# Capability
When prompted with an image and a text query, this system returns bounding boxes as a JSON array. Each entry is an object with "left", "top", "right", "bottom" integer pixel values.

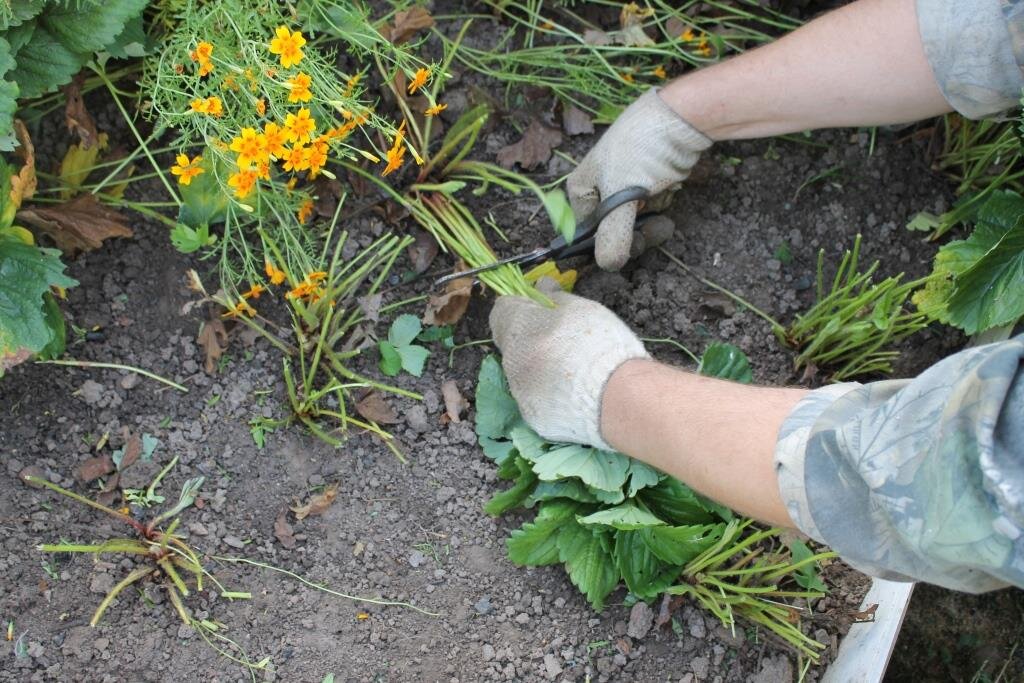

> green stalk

[{"left": 90, "top": 566, "right": 156, "bottom": 626}]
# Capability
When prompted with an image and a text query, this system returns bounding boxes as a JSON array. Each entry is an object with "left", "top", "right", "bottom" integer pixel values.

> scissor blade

[{"left": 433, "top": 247, "right": 548, "bottom": 288}]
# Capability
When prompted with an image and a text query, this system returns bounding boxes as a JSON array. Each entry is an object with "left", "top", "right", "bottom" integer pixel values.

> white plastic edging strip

[{"left": 821, "top": 579, "right": 915, "bottom": 683}]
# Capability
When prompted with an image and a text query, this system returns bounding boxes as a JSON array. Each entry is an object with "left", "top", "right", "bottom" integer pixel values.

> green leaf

[
  {"left": 39, "top": 0, "right": 148, "bottom": 56},
  {"left": 36, "top": 292, "right": 66, "bottom": 360},
  {"left": 577, "top": 502, "right": 666, "bottom": 530},
  {"left": 169, "top": 223, "right": 216, "bottom": 254},
  {"left": 524, "top": 479, "right": 598, "bottom": 507},
  {"left": 496, "top": 451, "right": 521, "bottom": 479},
  {"left": 592, "top": 487, "right": 626, "bottom": 505},
  {"left": 0, "top": 237, "right": 77, "bottom": 373},
  {"left": 475, "top": 355, "right": 520, "bottom": 440},
  {"left": 944, "top": 220, "right": 1024, "bottom": 334},
  {"left": 417, "top": 325, "right": 453, "bottom": 343},
  {"left": 626, "top": 460, "right": 662, "bottom": 497},
  {"left": 479, "top": 436, "right": 515, "bottom": 465},
  {"left": 615, "top": 530, "right": 676, "bottom": 598},
  {"left": 397, "top": 344, "right": 429, "bottom": 377},
  {"left": 178, "top": 156, "right": 229, "bottom": 227},
  {"left": 507, "top": 501, "right": 579, "bottom": 566},
  {"left": 484, "top": 457, "right": 537, "bottom": 515},
  {"left": 388, "top": 314, "right": 422, "bottom": 347},
  {"left": 640, "top": 524, "right": 724, "bottom": 565},
  {"left": 698, "top": 343, "right": 753, "bottom": 383},
  {"left": 0, "top": 0, "right": 46, "bottom": 30},
  {"left": 557, "top": 521, "right": 620, "bottom": 610},
  {"left": 8, "top": 23, "right": 84, "bottom": 99},
  {"left": 378, "top": 340, "right": 402, "bottom": 376},
  {"left": 544, "top": 189, "right": 576, "bottom": 243},
  {"left": 533, "top": 445, "right": 630, "bottom": 492},
  {"left": 638, "top": 478, "right": 717, "bottom": 526},
  {"left": 789, "top": 539, "right": 827, "bottom": 592},
  {"left": 103, "top": 13, "right": 149, "bottom": 59},
  {"left": 509, "top": 421, "right": 546, "bottom": 462}
]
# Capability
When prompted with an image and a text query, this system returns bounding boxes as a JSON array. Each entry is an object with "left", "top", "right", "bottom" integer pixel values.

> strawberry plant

[{"left": 475, "top": 345, "right": 835, "bottom": 659}]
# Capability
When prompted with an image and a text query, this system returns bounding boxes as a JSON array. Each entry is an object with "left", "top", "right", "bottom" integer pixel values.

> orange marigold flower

[
  {"left": 681, "top": 28, "right": 696, "bottom": 41},
  {"left": 621, "top": 72, "right": 634, "bottom": 83},
  {"left": 170, "top": 154, "right": 204, "bottom": 186},
  {"left": 697, "top": 36, "right": 712, "bottom": 57},
  {"left": 229, "top": 127, "right": 268, "bottom": 167},
  {"left": 381, "top": 120, "right": 407, "bottom": 176},
  {"left": 198, "top": 61, "right": 213, "bottom": 77},
  {"left": 286, "top": 280, "right": 322, "bottom": 302},
  {"left": 286, "top": 72, "right": 313, "bottom": 103},
  {"left": 282, "top": 144, "right": 309, "bottom": 173},
  {"left": 343, "top": 73, "right": 361, "bottom": 97},
  {"left": 241, "top": 283, "right": 265, "bottom": 300},
  {"left": 283, "top": 107, "right": 316, "bottom": 144},
  {"left": 255, "top": 98, "right": 266, "bottom": 116},
  {"left": 652, "top": 65, "right": 667, "bottom": 79},
  {"left": 262, "top": 122, "right": 288, "bottom": 158},
  {"left": 227, "top": 169, "right": 258, "bottom": 198},
  {"left": 286, "top": 177, "right": 298, "bottom": 191},
  {"left": 265, "top": 260, "right": 287, "bottom": 285},
  {"left": 424, "top": 102, "right": 447, "bottom": 117},
  {"left": 304, "top": 140, "right": 328, "bottom": 177},
  {"left": 190, "top": 96, "right": 223, "bottom": 116},
  {"left": 191, "top": 42, "right": 213, "bottom": 63},
  {"left": 297, "top": 199, "right": 314, "bottom": 223},
  {"left": 308, "top": 271, "right": 327, "bottom": 282},
  {"left": 269, "top": 25, "right": 306, "bottom": 69},
  {"left": 222, "top": 299, "right": 256, "bottom": 318},
  {"left": 407, "top": 68, "right": 429, "bottom": 95},
  {"left": 255, "top": 161, "right": 271, "bottom": 180}
]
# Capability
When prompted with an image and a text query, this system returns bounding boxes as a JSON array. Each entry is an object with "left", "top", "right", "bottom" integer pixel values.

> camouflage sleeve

[
  {"left": 916, "top": 0, "right": 1024, "bottom": 118},
  {"left": 774, "top": 335, "right": 1024, "bottom": 593}
]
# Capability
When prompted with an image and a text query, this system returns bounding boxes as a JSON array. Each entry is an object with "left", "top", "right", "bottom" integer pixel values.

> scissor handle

[{"left": 542, "top": 185, "right": 649, "bottom": 261}]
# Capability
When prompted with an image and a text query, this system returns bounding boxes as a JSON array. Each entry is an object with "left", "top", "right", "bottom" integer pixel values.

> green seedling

[
  {"left": 123, "top": 454, "right": 180, "bottom": 508},
  {"left": 379, "top": 315, "right": 430, "bottom": 378},
  {"left": 169, "top": 223, "right": 217, "bottom": 253}
]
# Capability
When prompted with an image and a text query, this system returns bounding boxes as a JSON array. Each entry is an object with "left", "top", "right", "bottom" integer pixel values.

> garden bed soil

[{"left": 2, "top": 28, "right": 1023, "bottom": 683}]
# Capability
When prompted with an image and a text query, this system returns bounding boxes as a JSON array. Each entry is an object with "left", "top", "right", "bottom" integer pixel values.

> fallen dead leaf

[
  {"left": 583, "top": 28, "right": 612, "bottom": 46},
  {"left": 274, "top": 509, "right": 297, "bottom": 549},
  {"left": 423, "top": 274, "right": 472, "bottom": 326},
  {"left": 96, "top": 471, "right": 121, "bottom": 507},
  {"left": 384, "top": 6, "right": 435, "bottom": 44},
  {"left": 441, "top": 379, "right": 468, "bottom": 423},
  {"left": 665, "top": 16, "right": 687, "bottom": 38},
  {"left": 355, "top": 391, "right": 400, "bottom": 424},
  {"left": 57, "top": 132, "right": 107, "bottom": 200},
  {"left": 75, "top": 455, "right": 114, "bottom": 483},
  {"left": 291, "top": 483, "right": 339, "bottom": 520},
  {"left": 496, "top": 120, "right": 562, "bottom": 171},
  {"left": 561, "top": 103, "right": 594, "bottom": 136},
  {"left": 63, "top": 73, "right": 98, "bottom": 149},
  {"left": 196, "top": 315, "right": 228, "bottom": 375},
  {"left": 654, "top": 594, "right": 686, "bottom": 629},
  {"left": 408, "top": 228, "right": 438, "bottom": 274},
  {"left": 357, "top": 293, "right": 383, "bottom": 323},
  {"left": 9, "top": 120, "right": 36, "bottom": 209},
  {"left": 618, "top": 2, "right": 655, "bottom": 46},
  {"left": 17, "top": 193, "right": 132, "bottom": 254},
  {"left": 850, "top": 604, "right": 878, "bottom": 623},
  {"left": 313, "top": 176, "right": 343, "bottom": 219},
  {"left": 118, "top": 431, "right": 142, "bottom": 471}
]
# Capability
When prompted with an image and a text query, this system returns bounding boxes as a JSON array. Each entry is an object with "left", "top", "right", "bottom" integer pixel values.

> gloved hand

[
  {"left": 567, "top": 88, "right": 712, "bottom": 271},
  {"left": 489, "top": 282, "right": 649, "bottom": 450}
]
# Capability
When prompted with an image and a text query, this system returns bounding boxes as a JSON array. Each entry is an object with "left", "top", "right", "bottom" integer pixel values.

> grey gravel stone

[{"left": 626, "top": 602, "right": 653, "bottom": 640}]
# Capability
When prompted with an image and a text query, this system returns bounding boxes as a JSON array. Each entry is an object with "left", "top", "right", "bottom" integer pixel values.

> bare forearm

[
  {"left": 601, "top": 359, "right": 806, "bottom": 526},
  {"left": 661, "top": 0, "right": 951, "bottom": 140}
]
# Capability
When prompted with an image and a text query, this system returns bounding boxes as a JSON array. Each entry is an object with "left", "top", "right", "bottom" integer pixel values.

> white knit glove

[
  {"left": 567, "top": 88, "right": 712, "bottom": 271},
  {"left": 489, "top": 282, "right": 649, "bottom": 450}
]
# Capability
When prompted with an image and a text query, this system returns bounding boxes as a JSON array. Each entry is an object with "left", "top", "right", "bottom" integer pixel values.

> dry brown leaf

[
  {"left": 197, "top": 315, "right": 228, "bottom": 375},
  {"left": 355, "top": 391, "right": 400, "bottom": 425},
  {"left": 423, "top": 275, "right": 472, "bottom": 326},
  {"left": 75, "top": 455, "right": 114, "bottom": 483},
  {"left": 441, "top": 379, "right": 468, "bottom": 423},
  {"left": 313, "top": 176, "right": 343, "bottom": 219},
  {"left": 274, "top": 509, "right": 297, "bottom": 549},
  {"left": 385, "top": 6, "right": 435, "bottom": 44},
  {"left": 665, "top": 16, "right": 687, "bottom": 38},
  {"left": 562, "top": 103, "right": 594, "bottom": 136},
  {"left": 409, "top": 228, "right": 438, "bottom": 274},
  {"left": 10, "top": 120, "right": 36, "bottom": 209},
  {"left": 496, "top": 120, "right": 562, "bottom": 171},
  {"left": 17, "top": 193, "right": 132, "bottom": 254},
  {"left": 583, "top": 28, "right": 612, "bottom": 46},
  {"left": 119, "top": 431, "right": 142, "bottom": 471},
  {"left": 850, "top": 604, "right": 878, "bottom": 623},
  {"left": 63, "top": 73, "right": 98, "bottom": 149},
  {"left": 291, "top": 483, "right": 339, "bottom": 520},
  {"left": 357, "top": 293, "right": 383, "bottom": 323}
]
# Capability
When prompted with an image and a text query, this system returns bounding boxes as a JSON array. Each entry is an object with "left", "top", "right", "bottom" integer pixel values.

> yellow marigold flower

[
  {"left": 227, "top": 169, "right": 258, "bottom": 198},
  {"left": 681, "top": 28, "right": 696, "bottom": 41},
  {"left": 407, "top": 68, "right": 429, "bottom": 95},
  {"left": 652, "top": 65, "right": 667, "bottom": 79},
  {"left": 297, "top": 199, "right": 314, "bottom": 223},
  {"left": 269, "top": 26, "right": 306, "bottom": 69},
  {"left": 424, "top": 102, "right": 447, "bottom": 117},
  {"left": 170, "top": 154, "right": 204, "bottom": 186},
  {"left": 241, "top": 283, "right": 265, "bottom": 299},
  {"left": 282, "top": 144, "right": 309, "bottom": 173},
  {"left": 229, "top": 127, "right": 268, "bottom": 167},
  {"left": 286, "top": 177, "right": 298, "bottom": 191},
  {"left": 621, "top": 72, "right": 634, "bottom": 83},
  {"left": 265, "top": 260, "right": 287, "bottom": 285},
  {"left": 286, "top": 280, "right": 322, "bottom": 302},
  {"left": 308, "top": 271, "right": 327, "bottom": 282},
  {"left": 697, "top": 36, "right": 712, "bottom": 57},
  {"left": 283, "top": 107, "right": 316, "bottom": 144},
  {"left": 222, "top": 299, "right": 256, "bottom": 318},
  {"left": 190, "top": 96, "right": 223, "bottom": 117},
  {"left": 381, "top": 120, "right": 407, "bottom": 176},
  {"left": 255, "top": 98, "right": 266, "bottom": 116},
  {"left": 305, "top": 140, "right": 328, "bottom": 178},
  {"left": 192, "top": 42, "right": 213, "bottom": 63},
  {"left": 286, "top": 72, "right": 313, "bottom": 103},
  {"left": 255, "top": 161, "right": 271, "bottom": 181},
  {"left": 262, "top": 122, "right": 287, "bottom": 158},
  {"left": 343, "top": 73, "right": 361, "bottom": 97}
]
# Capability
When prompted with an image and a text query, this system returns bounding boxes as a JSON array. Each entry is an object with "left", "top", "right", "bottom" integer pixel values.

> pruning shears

[{"left": 434, "top": 185, "right": 650, "bottom": 287}]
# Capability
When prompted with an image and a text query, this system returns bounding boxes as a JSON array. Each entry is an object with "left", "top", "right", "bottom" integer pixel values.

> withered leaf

[
  {"left": 196, "top": 315, "right": 228, "bottom": 375},
  {"left": 385, "top": 6, "right": 435, "bottom": 44},
  {"left": 57, "top": 132, "right": 107, "bottom": 200},
  {"left": 665, "top": 16, "right": 687, "bottom": 38},
  {"left": 618, "top": 2, "right": 655, "bottom": 46},
  {"left": 562, "top": 103, "right": 594, "bottom": 136},
  {"left": 291, "top": 483, "right": 339, "bottom": 520},
  {"left": 10, "top": 120, "right": 36, "bottom": 208},
  {"left": 355, "top": 391, "right": 400, "bottom": 424},
  {"left": 313, "top": 176, "right": 343, "bottom": 218},
  {"left": 583, "top": 28, "right": 612, "bottom": 46},
  {"left": 424, "top": 274, "right": 472, "bottom": 326},
  {"left": 76, "top": 454, "right": 114, "bottom": 483},
  {"left": 274, "top": 509, "right": 297, "bottom": 549},
  {"left": 63, "top": 73, "right": 98, "bottom": 149},
  {"left": 409, "top": 229, "right": 438, "bottom": 274},
  {"left": 441, "top": 379, "right": 468, "bottom": 423},
  {"left": 119, "top": 431, "right": 142, "bottom": 471},
  {"left": 496, "top": 120, "right": 562, "bottom": 171},
  {"left": 17, "top": 193, "right": 132, "bottom": 255},
  {"left": 850, "top": 603, "right": 878, "bottom": 623},
  {"left": 96, "top": 471, "right": 120, "bottom": 506},
  {"left": 357, "top": 293, "right": 383, "bottom": 323}
]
